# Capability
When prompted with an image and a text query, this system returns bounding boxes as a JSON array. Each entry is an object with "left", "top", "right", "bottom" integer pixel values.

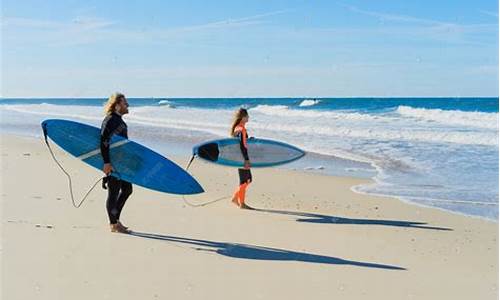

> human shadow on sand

[
  {"left": 130, "top": 232, "right": 405, "bottom": 270},
  {"left": 250, "top": 208, "right": 452, "bottom": 231}
]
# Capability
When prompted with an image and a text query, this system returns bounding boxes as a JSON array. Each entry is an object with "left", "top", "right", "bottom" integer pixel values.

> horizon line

[{"left": 1, "top": 95, "right": 499, "bottom": 99}]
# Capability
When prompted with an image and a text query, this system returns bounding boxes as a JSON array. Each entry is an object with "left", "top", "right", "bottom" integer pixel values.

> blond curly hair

[{"left": 104, "top": 92, "right": 125, "bottom": 115}]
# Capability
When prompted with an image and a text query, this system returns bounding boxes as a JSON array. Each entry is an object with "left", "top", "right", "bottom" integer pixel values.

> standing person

[
  {"left": 100, "top": 92, "right": 133, "bottom": 233},
  {"left": 230, "top": 108, "right": 253, "bottom": 209}
]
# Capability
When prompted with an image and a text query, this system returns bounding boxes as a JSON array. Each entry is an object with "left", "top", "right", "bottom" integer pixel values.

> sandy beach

[{"left": 1, "top": 134, "right": 498, "bottom": 299}]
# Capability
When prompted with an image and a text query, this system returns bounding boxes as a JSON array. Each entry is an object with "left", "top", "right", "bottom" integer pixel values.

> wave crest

[
  {"left": 397, "top": 106, "right": 498, "bottom": 130},
  {"left": 299, "top": 99, "right": 321, "bottom": 107}
]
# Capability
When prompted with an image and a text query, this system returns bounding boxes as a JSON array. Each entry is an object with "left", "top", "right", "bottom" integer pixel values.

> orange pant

[{"left": 233, "top": 181, "right": 250, "bottom": 205}]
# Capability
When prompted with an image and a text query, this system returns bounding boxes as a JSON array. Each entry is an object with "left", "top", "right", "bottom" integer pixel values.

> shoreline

[{"left": 351, "top": 185, "right": 499, "bottom": 224}]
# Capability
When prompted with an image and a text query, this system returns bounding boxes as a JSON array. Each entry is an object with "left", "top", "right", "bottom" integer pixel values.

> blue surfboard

[
  {"left": 193, "top": 138, "right": 305, "bottom": 168},
  {"left": 41, "top": 119, "right": 204, "bottom": 195}
]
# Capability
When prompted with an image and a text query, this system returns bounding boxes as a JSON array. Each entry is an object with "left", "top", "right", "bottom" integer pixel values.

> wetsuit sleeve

[
  {"left": 236, "top": 132, "right": 249, "bottom": 160},
  {"left": 100, "top": 117, "right": 119, "bottom": 164}
]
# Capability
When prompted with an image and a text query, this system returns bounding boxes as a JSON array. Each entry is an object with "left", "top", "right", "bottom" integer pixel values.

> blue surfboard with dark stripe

[
  {"left": 193, "top": 138, "right": 305, "bottom": 168},
  {"left": 41, "top": 119, "right": 204, "bottom": 195}
]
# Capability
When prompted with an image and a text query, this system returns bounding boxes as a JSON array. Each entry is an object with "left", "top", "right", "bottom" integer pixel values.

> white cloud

[
  {"left": 177, "top": 9, "right": 290, "bottom": 32},
  {"left": 1, "top": 17, "right": 63, "bottom": 29},
  {"left": 2, "top": 9, "right": 291, "bottom": 47},
  {"left": 478, "top": 9, "right": 499, "bottom": 18},
  {"left": 336, "top": 4, "right": 498, "bottom": 45},
  {"left": 70, "top": 16, "right": 116, "bottom": 31},
  {"left": 343, "top": 4, "right": 451, "bottom": 26},
  {"left": 2, "top": 16, "right": 115, "bottom": 31}
]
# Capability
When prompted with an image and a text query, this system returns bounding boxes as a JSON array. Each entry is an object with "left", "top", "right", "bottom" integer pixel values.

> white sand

[{"left": 1, "top": 134, "right": 498, "bottom": 299}]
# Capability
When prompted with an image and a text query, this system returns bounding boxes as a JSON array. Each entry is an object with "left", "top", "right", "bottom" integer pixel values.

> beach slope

[{"left": 1, "top": 135, "right": 497, "bottom": 299}]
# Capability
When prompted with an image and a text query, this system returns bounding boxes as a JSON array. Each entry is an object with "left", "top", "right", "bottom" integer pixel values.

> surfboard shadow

[
  {"left": 251, "top": 208, "right": 452, "bottom": 231},
  {"left": 130, "top": 232, "right": 405, "bottom": 270}
]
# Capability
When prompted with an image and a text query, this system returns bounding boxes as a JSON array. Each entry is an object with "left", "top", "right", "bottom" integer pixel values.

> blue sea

[{"left": 1, "top": 97, "right": 498, "bottom": 220}]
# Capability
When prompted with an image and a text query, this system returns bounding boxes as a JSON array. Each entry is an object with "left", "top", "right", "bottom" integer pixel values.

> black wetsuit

[
  {"left": 235, "top": 128, "right": 252, "bottom": 185},
  {"left": 100, "top": 112, "right": 132, "bottom": 224}
]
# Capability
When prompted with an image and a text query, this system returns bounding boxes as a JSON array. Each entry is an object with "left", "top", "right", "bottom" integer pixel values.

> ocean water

[{"left": 0, "top": 97, "right": 498, "bottom": 220}]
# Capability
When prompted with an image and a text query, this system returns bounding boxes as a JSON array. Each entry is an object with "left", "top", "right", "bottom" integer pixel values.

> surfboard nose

[
  {"left": 41, "top": 119, "right": 64, "bottom": 138},
  {"left": 41, "top": 119, "right": 57, "bottom": 139},
  {"left": 197, "top": 143, "right": 220, "bottom": 162}
]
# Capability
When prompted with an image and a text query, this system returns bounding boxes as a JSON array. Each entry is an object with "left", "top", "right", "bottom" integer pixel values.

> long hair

[
  {"left": 104, "top": 92, "right": 125, "bottom": 115},
  {"left": 230, "top": 108, "right": 248, "bottom": 136}
]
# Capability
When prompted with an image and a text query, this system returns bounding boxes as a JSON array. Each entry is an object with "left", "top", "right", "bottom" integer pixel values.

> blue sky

[{"left": 1, "top": 0, "right": 498, "bottom": 97}]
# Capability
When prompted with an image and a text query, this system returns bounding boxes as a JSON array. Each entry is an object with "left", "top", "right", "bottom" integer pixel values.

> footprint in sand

[
  {"left": 35, "top": 224, "right": 54, "bottom": 229},
  {"left": 72, "top": 225, "right": 93, "bottom": 229},
  {"left": 7, "top": 220, "right": 54, "bottom": 229},
  {"left": 7, "top": 220, "right": 30, "bottom": 224}
]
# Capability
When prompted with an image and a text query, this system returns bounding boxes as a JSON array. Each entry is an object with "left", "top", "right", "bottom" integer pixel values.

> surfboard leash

[
  {"left": 185, "top": 154, "right": 196, "bottom": 171},
  {"left": 181, "top": 154, "right": 232, "bottom": 207},
  {"left": 42, "top": 129, "right": 104, "bottom": 208},
  {"left": 181, "top": 194, "right": 231, "bottom": 208}
]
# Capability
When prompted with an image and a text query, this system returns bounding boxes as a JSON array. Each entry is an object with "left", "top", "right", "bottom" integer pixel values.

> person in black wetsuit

[
  {"left": 230, "top": 108, "right": 253, "bottom": 209},
  {"left": 100, "top": 92, "right": 132, "bottom": 233}
]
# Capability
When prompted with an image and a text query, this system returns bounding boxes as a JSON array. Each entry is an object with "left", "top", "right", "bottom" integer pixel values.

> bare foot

[
  {"left": 110, "top": 223, "right": 131, "bottom": 234},
  {"left": 117, "top": 221, "right": 129, "bottom": 230},
  {"left": 239, "top": 203, "right": 254, "bottom": 210},
  {"left": 231, "top": 196, "right": 239, "bottom": 206},
  {"left": 117, "top": 222, "right": 131, "bottom": 233}
]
